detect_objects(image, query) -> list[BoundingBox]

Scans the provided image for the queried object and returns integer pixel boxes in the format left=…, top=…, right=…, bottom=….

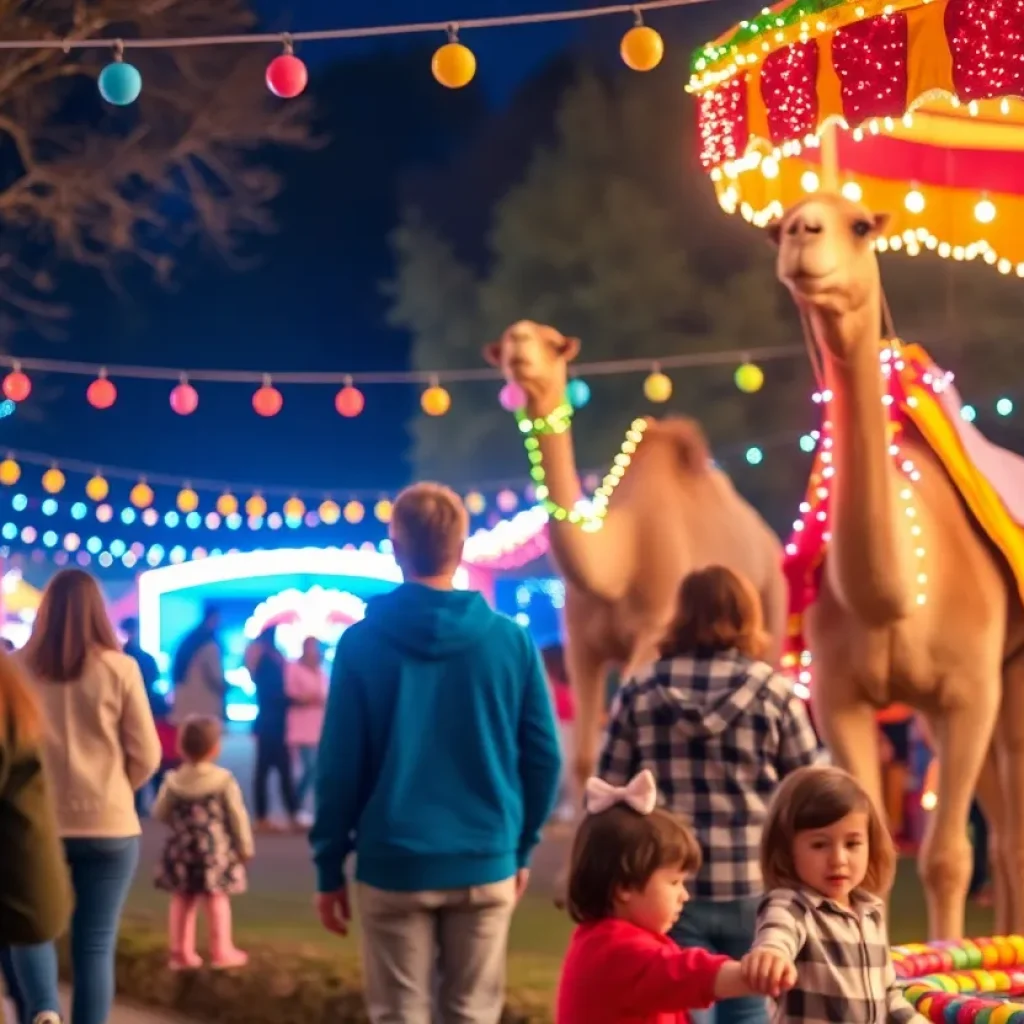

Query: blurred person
left=169, top=603, right=225, bottom=725
left=153, top=716, right=253, bottom=971
left=599, top=566, right=820, bottom=1024
left=121, top=616, right=168, bottom=817
left=311, top=482, right=562, bottom=1024
left=0, top=651, right=71, bottom=1024
left=10, top=569, right=161, bottom=1024
left=245, top=625, right=299, bottom=832
left=542, top=643, right=577, bottom=822
left=285, top=636, right=328, bottom=822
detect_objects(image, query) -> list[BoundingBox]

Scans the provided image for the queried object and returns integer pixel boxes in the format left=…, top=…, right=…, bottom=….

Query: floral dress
left=155, top=788, right=247, bottom=895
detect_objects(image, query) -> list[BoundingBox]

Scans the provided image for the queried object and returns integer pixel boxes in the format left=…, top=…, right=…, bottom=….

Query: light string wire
left=0, top=343, right=803, bottom=385
left=0, top=0, right=715, bottom=52
left=0, top=430, right=806, bottom=500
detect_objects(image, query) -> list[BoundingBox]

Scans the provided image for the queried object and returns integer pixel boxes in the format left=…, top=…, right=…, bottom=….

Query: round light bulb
left=905, top=189, right=926, bottom=214
left=840, top=181, right=862, bottom=202
left=800, top=170, right=819, bottom=193
left=761, top=156, right=779, bottom=179
left=975, top=198, right=996, bottom=224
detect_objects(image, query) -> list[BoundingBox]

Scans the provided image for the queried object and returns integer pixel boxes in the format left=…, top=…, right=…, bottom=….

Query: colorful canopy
left=691, top=0, right=1024, bottom=273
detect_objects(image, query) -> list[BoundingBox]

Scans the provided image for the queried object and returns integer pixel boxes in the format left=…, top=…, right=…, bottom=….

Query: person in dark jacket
left=0, top=649, right=71, bottom=1024
left=245, top=625, right=299, bottom=833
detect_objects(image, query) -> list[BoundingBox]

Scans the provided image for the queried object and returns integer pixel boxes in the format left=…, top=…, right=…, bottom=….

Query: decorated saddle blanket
left=782, top=341, right=1024, bottom=675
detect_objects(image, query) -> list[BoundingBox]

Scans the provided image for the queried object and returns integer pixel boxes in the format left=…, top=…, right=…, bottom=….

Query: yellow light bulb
left=975, top=198, right=996, bottom=224
left=800, top=170, right=819, bottom=193
left=840, top=181, right=862, bottom=202
left=905, top=189, right=925, bottom=214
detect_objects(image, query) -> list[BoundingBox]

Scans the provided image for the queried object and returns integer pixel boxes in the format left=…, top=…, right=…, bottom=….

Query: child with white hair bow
left=555, top=770, right=793, bottom=1024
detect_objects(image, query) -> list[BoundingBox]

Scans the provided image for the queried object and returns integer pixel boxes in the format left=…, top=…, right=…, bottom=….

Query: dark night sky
left=0, top=0, right=751, bottom=505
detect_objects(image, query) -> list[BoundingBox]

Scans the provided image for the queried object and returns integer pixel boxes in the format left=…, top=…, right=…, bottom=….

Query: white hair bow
left=584, top=770, right=658, bottom=816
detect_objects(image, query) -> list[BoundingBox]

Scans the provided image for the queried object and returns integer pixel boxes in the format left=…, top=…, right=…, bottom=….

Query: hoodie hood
left=164, top=762, right=233, bottom=798
left=362, top=582, right=497, bottom=659
left=641, top=652, right=778, bottom=738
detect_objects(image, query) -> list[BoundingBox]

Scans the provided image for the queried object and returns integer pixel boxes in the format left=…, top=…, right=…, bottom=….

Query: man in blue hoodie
left=311, top=482, right=562, bottom=1023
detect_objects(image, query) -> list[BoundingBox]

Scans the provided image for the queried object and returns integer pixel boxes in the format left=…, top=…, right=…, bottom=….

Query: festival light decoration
left=499, top=382, right=526, bottom=412
left=265, top=42, right=308, bottom=99
left=176, top=487, right=199, bottom=514
left=87, top=373, right=117, bottom=410
left=567, top=379, right=591, bottom=409
left=431, top=31, right=477, bottom=89
left=130, top=482, right=154, bottom=509
left=252, top=378, right=283, bottom=417
left=691, top=0, right=1024, bottom=275
left=421, top=383, right=451, bottom=416
left=334, top=383, right=364, bottom=418
left=0, top=459, right=20, bottom=486
left=343, top=500, right=364, bottom=524
left=643, top=370, right=673, bottom=403
left=374, top=498, right=393, bottom=523
left=216, top=493, right=238, bottom=517
left=41, top=468, right=65, bottom=495
left=98, top=51, right=142, bottom=106
left=169, top=379, right=199, bottom=416
left=2, top=368, right=30, bottom=403
left=318, top=499, right=341, bottom=525
left=734, top=362, right=764, bottom=393
left=86, top=475, right=110, bottom=502
left=782, top=342, right=931, bottom=698
left=245, top=494, right=268, bottom=518
left=620, top=17, right=665, bottom=72
left=283, top=496, right=305, bottom=520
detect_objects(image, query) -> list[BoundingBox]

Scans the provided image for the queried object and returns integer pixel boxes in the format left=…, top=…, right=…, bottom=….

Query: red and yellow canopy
left=691, top=0, right=1024, bottom=273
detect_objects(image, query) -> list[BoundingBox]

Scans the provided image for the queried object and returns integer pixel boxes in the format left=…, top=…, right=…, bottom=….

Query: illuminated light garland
left=890, top=935, right=1024, bottom=1022
left=782, top=341, right=928, bottom=698
left=693, top=0, right=1024, bottom=274
left=516, top=394, right=650, bottom=531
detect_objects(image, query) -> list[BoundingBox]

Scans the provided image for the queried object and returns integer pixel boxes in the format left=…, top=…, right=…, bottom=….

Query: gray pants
left=357, top=878, right=517, bottom=1024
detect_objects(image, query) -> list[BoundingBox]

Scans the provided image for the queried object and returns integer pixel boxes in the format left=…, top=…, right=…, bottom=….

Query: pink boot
left=206, top=893, right=248, bottom=969
left=168, top=894, right=203, bottom=970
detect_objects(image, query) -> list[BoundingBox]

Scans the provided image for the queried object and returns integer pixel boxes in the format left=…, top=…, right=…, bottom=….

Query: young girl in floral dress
left=153, top=715, right=253, bottom=971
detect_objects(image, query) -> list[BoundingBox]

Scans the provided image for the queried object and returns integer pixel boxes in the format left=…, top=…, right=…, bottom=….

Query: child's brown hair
left=567, top=805, right=702, bottom=924
left=660, top=565, right=769, bottom=661
left=761, top=764, right=896, bottom=896
left=177, top=715, right=221, bottom=763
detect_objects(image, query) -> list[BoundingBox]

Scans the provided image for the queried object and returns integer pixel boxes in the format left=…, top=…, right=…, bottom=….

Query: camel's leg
left=920, top=690, right=999, bottom=940
left=974, top=747, right=1009, bottom=933
left=564, top=634, right=609, bottom=802
left=991, top=653, right=1024, bottom=933
left=812, top=692, right=885, bottom=817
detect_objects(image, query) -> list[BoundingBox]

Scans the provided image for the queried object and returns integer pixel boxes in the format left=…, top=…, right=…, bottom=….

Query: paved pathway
left=3, top=991, right=191, bottom=1024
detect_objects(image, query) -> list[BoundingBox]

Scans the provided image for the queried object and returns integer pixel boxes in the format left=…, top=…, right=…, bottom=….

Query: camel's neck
left=524, top=389, right=625, bottom=602
left=813, top=305, right=913, bottom=625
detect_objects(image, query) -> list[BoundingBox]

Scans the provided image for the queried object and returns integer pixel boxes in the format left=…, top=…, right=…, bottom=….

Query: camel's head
left=482, top=320, right=580, bottom=402
left=770, top=195, right=889, bottom=355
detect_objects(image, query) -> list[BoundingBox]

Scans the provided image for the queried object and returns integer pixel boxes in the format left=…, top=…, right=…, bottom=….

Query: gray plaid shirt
left=755, top=888, right=925, bottom=1024
left=597, top=650, right=820, bottom=900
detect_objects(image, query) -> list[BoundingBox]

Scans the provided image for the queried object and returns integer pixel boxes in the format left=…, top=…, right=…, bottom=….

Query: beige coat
left=22, top=648, right=162, bottom=838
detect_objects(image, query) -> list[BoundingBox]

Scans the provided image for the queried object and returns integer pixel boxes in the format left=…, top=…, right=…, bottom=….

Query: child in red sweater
left=556, top=770, right=791, bottom=1024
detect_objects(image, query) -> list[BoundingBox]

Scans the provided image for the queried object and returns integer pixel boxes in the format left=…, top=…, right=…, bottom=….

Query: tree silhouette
left=0, top=0, right=313, bottom=339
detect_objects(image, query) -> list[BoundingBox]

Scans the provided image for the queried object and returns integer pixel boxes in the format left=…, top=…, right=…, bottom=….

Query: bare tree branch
left=0, top=0, right=320, bottom=336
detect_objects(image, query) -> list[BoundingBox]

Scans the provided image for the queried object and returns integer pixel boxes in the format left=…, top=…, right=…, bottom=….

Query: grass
left=121, top=827, right=996, bottom=1008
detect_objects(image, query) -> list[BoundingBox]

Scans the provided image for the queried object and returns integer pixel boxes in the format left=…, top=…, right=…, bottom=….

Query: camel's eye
left=852, top=219, right=873, bottom=238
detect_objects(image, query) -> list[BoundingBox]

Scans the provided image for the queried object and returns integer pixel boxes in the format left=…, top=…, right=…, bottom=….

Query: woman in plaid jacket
left=598, top=566, right=821, bottom=1024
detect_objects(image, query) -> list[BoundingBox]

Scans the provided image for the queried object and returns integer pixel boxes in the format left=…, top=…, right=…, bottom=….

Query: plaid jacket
left=597, top=650, right=820, bottom=900
left=754, top=888, right=925, bottom=1024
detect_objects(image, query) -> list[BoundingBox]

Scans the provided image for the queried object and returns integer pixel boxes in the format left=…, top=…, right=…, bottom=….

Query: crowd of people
left=0, top=479, right=945, bottom=1024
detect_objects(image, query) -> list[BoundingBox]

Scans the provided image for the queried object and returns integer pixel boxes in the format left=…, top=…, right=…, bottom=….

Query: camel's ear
left=873, top=212, right=891, bottom=236
left=482, top=340, right=502, bottom=367
left=558, top=335, right=581, bottom=363
left=766, top=220, right=783, bottom=247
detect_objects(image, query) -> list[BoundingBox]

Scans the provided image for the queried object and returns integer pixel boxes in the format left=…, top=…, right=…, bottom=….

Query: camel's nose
left=786, top=213, right=824, bottom=238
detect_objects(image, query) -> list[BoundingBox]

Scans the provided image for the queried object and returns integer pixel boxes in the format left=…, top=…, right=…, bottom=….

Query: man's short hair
left=390, top=482, right=468, bottom=578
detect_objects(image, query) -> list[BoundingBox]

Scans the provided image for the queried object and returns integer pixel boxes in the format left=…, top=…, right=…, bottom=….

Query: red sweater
left=556, top=918, right=730, bottom=1024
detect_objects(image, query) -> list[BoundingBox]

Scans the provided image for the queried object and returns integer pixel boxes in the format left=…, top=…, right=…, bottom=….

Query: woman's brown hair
left=22, top=569, right=119, bottom=683
left=660, top=565, right=769, bottom=660
left=0, top=648, right=41, bottom=748
left=567, top=805, right=702, bottom=924
left=761, top=765, right=896, bottom=897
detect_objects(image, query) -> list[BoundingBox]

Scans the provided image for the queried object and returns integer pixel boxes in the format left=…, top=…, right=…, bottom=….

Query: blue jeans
left=293, top=744, right=317, bottom=809
left=0, top=948, right=25, bottom=1023
left=11, top=836, right=139, bottom=1024
left=670, top=896, right=767, bottom=1024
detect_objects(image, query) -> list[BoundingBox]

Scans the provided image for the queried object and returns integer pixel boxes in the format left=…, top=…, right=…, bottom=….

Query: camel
left=771, top=193, right=1024, bottom=939
left=484, top=321, right=787, bottom=797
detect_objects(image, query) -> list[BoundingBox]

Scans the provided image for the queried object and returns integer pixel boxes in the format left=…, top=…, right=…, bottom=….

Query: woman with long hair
left=0, top=650, right=71, bottom=1024
left=10, top=569, right=161, bottom=1024
left=597, top=565, right=821, bottom=1024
